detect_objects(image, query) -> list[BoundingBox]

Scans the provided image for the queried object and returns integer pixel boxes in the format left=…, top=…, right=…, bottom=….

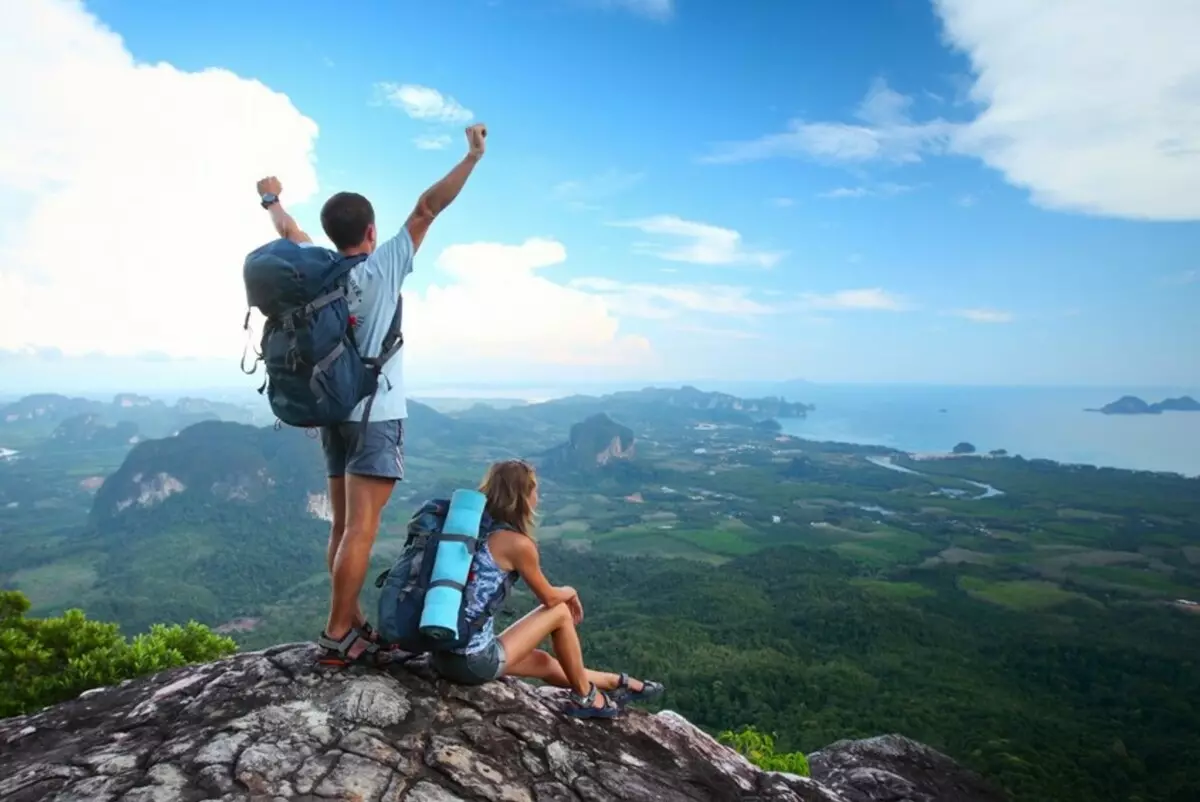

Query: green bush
left=0, top=590, right=236, bottom=718
left=718, top=725, right=811, bottom=776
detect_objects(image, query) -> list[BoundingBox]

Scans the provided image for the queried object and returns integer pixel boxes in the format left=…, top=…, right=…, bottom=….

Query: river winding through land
left=866, top=455, right=1005, bottom=500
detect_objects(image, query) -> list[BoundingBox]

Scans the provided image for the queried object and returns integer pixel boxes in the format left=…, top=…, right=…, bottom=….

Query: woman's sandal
left=316, top=626, right=392, bottom=668
left=565, top=683, right=621, bottom=719
left=616, top=673, right=665, bottom=704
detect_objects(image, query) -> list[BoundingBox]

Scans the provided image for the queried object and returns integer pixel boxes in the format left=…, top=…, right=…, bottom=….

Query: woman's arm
left=496, top=532, right=576, bottom=608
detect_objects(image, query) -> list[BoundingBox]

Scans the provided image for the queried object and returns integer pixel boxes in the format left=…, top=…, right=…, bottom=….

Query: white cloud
left=611, top=215, right=784, bottom=268
left=769, top=197, right=795, bottom=207
left=374, top=83, right=473, bottom=124
left=819, top=183, right=915, bottom=199
left=0, top=0, right=320, bottom=358
left=957, top=193, right=977, bottom=207
left=569, top=277, right=778, bottom=320
left=800, top=288, right=910, bottom=312
left=404, top=239, right=650, bottom=369
left=949, top=308, right=1014, bottom=324
left=707, top=3, right=1200, bottom=221
left=413, top=133, right=451, bottom=150
left=702, top=78, right=953, bottom=165
left=935, top=0, right=1200, bottom=221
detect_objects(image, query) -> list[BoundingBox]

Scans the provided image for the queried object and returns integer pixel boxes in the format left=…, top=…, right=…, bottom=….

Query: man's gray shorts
left=320, top=420, right=405, bottom=480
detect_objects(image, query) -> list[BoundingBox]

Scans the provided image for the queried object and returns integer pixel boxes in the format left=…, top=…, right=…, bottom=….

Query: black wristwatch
left=260, top=192, right=279, bottom=209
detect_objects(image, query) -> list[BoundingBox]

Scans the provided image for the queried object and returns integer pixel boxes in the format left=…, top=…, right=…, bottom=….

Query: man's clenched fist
left=256, top=176, right=282, bottom=196
left=466, top=124, right=487, bottom=160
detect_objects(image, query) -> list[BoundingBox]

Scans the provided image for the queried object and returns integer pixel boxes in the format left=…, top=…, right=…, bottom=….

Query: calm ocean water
left=776, top=385, right=1200, bottom=477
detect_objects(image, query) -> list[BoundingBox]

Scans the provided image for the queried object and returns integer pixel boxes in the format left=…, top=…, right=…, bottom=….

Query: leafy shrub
left=0, top=590, right=235, bottom=718
left=718, top=725, right=811, bottom=776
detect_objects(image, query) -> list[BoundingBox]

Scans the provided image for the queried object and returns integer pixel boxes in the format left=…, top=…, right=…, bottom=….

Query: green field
left=956, top=577, right=1098, bottom=611
left=850, top=578, right=937, bottom=600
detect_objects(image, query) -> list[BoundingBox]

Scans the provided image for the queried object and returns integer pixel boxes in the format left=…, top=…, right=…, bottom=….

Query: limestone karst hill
left=0, top=644, right=1005, bottom=802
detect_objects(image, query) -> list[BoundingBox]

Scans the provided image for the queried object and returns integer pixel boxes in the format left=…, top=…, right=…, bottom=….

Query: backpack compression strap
left=352, top=292, right=404, bottom=455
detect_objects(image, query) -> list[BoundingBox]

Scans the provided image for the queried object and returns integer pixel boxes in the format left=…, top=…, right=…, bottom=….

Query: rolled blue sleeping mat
left=419, top=488, right=487, bottom=640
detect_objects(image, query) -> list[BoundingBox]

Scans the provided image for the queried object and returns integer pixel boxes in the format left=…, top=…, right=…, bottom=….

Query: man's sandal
left=358, top=621, right=395, bottom=648
left=564, top=683, right=621, bottom=719
left=616, top=673, right=665, bottom=704
left=316, top=627, right=392, bottom=668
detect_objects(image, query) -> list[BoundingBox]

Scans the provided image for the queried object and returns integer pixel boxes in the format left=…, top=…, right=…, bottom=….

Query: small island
left=1087, top=395, right=1200, bottom=415
left=952, top=441, right=976, bottom=454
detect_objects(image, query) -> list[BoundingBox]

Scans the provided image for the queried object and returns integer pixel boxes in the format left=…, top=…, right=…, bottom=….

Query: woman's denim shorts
left=430, top=638, right=507, bottom=685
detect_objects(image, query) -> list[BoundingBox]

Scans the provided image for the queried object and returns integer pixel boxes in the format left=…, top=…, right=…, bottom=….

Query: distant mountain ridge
left=47, top=414, right=141, bottom=451
left=0, top=392, right=258, bottom=442
left=1088, top=395, right=1200, bottom=415
left=456, top=385, right=812, bottom=435
left=608, top=385, right=811, bottom=417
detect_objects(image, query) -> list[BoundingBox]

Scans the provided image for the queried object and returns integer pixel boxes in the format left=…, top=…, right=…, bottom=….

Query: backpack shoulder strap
left=324, top=252, right=368, bottom=289
left=367, top=294, right=404, bottom=373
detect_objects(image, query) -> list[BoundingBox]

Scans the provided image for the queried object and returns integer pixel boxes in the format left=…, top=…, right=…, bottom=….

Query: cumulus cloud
left=569, top=277, right=778, bottom=320
left=800, top=288, right=910, bottom=312
left=611, top=215, right=784, bottom=268
left=706, top=2, right=1200, bottom=221
left=936, top=0, right=1200, bottom=221
left=404, top=239, right=650, bottom=370
left=374, top=83, right=473, bottom=124
left=413, top=133, right=452, bottom=150
left=949, top=308, right=1014, bottom=323
left=0, top=0, right=320, bottom=358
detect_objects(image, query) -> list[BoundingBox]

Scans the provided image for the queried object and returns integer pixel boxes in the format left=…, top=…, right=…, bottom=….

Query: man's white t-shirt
left=301, top=228, right=414, bottom=422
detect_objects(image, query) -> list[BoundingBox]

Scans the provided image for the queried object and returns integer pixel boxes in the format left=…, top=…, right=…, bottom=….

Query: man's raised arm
left=405, top=123, right=487, bottom=252
left=256, top=176, right=312, bottom=244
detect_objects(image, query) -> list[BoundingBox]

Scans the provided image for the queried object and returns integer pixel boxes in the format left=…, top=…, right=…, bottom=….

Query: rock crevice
left=0, top=644, right=1004, bottom=802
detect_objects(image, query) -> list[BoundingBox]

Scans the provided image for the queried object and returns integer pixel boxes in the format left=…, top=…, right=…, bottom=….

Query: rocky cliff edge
left=0, top=644, right=1005, bottom=802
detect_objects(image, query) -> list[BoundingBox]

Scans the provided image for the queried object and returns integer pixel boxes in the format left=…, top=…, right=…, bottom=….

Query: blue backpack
left=374, top=495, right=517, bottom=654
left=240, top=239, right=403, bottom=429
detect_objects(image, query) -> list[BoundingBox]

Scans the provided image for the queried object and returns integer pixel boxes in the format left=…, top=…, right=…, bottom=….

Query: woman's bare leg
left=504, top=649, right=648, bottom=694
left=496, top=603, right=614, bottom=707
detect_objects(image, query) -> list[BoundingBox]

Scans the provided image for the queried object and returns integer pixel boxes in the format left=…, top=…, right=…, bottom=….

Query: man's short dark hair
left=320, top=192, right=375, bottom=250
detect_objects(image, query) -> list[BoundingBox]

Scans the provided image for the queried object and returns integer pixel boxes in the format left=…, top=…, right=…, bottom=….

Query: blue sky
left=1, top=0, right=1197, bottom=391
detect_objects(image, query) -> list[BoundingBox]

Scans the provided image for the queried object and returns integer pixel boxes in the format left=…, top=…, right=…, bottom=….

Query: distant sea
left=776, top=385, right=1200, bottom=478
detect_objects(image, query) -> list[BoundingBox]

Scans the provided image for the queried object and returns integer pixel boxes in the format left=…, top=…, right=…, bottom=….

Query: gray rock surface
left=808, top=735, right=1006, bottom=802
left=0, top=644, right=1005, bottom=802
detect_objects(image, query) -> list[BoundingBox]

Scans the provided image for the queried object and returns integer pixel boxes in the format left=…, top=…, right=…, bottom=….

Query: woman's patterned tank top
left=457, top=535, right=519, bottom=655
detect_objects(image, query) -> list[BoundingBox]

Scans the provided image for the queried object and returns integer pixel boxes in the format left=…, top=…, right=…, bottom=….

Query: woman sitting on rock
left=431, top=459, right=663, bottom=719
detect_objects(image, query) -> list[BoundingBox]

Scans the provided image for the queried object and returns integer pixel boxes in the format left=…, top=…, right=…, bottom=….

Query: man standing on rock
left=255, top=123, right=488, bottom=667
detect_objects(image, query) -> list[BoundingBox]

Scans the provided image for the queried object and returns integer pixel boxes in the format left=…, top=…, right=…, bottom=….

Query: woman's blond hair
left=479, top=459, right=538, bottom=537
